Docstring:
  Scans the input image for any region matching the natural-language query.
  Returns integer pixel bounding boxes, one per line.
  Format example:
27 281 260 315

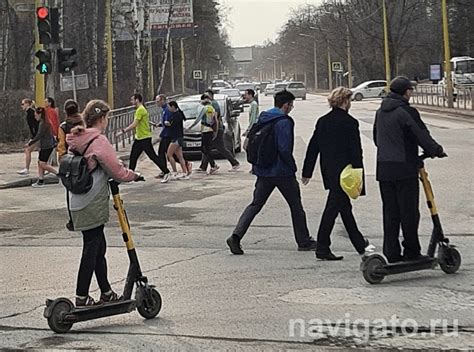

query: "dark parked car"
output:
179 94 242 158
220 88 244 112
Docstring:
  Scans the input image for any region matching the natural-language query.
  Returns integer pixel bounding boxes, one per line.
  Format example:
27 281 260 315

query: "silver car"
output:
351 80 387 101
286 82 307 100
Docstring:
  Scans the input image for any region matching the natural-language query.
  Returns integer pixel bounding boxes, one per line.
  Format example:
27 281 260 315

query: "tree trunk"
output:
157 4 173 94
131 0 143 92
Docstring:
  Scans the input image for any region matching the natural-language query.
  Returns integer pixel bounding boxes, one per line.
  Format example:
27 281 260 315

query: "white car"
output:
351 80 387 101
286 81 307 100
265 84 275 96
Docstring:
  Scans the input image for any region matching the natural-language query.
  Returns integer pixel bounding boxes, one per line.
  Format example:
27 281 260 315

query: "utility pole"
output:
106 0 114 108
327 40 332 91
442 0 454 108
169 38 175 93
382 0 391 86
180 38 185 94
35 0 45 106
347 26 352 88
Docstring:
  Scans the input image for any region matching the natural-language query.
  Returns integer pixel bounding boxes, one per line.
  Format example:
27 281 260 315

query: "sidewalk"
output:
0 130 161 190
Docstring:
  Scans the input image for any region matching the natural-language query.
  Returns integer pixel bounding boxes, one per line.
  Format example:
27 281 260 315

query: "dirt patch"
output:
0 142 24 154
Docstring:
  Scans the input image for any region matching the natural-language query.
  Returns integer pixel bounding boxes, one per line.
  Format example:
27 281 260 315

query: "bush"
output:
0 90 32 143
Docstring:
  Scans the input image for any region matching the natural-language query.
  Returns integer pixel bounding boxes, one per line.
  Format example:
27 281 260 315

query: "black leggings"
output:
76 225 112 296
129 137 169 174
201 132 216 168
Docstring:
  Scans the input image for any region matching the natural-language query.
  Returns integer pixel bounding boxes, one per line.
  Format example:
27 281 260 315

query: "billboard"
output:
150 0 194 30
231 47 253 62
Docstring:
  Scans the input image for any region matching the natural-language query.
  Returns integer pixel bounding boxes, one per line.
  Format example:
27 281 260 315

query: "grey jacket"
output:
28 119 55 149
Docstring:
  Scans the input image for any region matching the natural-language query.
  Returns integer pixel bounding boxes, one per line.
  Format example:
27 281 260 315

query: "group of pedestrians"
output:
227 76 445 266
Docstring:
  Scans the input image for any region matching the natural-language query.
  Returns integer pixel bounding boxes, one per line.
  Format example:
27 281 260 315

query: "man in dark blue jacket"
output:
226 90 317 254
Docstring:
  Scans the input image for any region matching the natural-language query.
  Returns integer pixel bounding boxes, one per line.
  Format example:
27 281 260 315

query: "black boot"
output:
226 235 244 255
316 251 344 261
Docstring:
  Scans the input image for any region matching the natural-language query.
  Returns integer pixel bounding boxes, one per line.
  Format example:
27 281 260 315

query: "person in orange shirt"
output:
45 97 60 166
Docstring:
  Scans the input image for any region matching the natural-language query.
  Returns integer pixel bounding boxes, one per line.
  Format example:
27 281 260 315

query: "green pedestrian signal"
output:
35 49 52 74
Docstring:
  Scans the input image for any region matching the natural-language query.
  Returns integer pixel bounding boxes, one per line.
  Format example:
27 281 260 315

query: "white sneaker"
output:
161 173 171 183
31 181 45 188
228 163 241 172
365 244 376 253
180 175 190 180
17 168 29 176
208 165 220 175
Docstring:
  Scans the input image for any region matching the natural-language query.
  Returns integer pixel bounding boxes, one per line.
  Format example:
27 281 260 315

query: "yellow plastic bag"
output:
340 164 363 200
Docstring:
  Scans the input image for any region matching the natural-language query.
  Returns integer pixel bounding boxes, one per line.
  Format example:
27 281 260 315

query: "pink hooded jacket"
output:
66 127 137 182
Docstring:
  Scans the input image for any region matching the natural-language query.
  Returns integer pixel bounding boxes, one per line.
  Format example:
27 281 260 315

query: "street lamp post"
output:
299 33 318 89
382 0 391 86
442 0 454 108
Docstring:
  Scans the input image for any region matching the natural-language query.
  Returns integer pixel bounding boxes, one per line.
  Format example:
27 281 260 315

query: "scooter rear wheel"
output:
362 256 386 284
47 299 74 333
439 247 461 274
137 288 162 319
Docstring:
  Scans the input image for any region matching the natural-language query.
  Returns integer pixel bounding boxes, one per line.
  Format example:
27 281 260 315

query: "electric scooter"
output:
44 179 162 333
361 154 461 284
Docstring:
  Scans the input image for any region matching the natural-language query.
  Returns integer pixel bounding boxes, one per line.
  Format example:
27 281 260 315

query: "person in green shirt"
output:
242 88 259 148
121 93 171 182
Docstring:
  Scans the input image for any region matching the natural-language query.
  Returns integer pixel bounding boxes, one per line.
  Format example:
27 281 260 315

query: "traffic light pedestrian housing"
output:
57 48 77 73
36 7 51 45
35 49 52 74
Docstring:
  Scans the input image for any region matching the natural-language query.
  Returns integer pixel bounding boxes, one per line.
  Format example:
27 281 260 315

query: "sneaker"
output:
186 161 193 175
75 295 96 307
155 172 165 179
298 240 318 251
17 168 29 176
364 239 376 254
161 173 171 183
208 165 220 175
229 163 241 172
31 180 45 188
316 251 344 261
226 235 244 255
180 175 190 180
195 167 206 173
98 290 122 304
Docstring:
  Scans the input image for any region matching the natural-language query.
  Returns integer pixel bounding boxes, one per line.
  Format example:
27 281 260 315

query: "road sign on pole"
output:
60 73 89 92
193 70 202 80
332 62 343 72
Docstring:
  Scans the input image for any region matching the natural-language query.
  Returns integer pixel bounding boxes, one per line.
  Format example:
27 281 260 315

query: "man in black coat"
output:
373 76 445 263
303 87 372 260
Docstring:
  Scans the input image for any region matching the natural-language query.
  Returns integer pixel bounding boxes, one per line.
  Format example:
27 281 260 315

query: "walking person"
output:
121 93 171 183
187 94 220 175
17 98 39 176
226 90 317 255
242 88 259 148
156 94 173 177
302 87 375 261
66 99 142 306
28 107 58 188
45 97 60 166
166 101 192 179
197 90 240 172
57 99 84 161
373 76 446 263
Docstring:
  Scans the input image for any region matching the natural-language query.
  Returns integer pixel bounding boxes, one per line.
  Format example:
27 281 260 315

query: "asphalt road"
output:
1 94 473 351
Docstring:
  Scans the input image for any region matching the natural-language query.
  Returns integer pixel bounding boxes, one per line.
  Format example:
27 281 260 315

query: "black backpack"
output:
58 136 99 194
246 116 287 166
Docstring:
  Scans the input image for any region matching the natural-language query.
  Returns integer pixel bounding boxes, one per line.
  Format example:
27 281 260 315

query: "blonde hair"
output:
82 99 110 127
328 87 353 109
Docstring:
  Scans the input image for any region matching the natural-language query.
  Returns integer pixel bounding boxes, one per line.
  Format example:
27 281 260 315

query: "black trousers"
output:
232 176 313 247
76 225 111 296
158 137 172 171
316 188 366 254
200 128 238 170
379 177 421 263
129 137 169 174
201 132 216 168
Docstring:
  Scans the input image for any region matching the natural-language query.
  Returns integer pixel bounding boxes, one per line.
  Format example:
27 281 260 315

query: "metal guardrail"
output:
412 84 473 111
105 95 182 151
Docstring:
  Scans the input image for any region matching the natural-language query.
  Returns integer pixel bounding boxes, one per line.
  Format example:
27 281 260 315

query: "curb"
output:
0 174 59 190
413 105 474 120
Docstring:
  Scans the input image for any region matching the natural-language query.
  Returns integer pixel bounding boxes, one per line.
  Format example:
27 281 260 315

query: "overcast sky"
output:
219 0 320 47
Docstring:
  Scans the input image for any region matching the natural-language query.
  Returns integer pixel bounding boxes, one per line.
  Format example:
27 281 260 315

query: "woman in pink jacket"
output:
66 99 141 307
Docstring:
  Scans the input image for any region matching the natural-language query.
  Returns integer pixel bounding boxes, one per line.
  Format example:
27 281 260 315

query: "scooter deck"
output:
376 257 437 276
46 299 137 324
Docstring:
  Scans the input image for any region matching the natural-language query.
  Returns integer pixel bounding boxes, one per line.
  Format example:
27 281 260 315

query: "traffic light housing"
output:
35 49 52 74
57 48 77 73
36 7 51 45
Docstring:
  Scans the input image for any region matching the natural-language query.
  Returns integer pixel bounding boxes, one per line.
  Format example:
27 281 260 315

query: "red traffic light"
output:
37 7 49 20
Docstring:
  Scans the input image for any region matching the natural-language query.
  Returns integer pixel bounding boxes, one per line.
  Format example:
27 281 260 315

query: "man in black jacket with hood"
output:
374 76 446 263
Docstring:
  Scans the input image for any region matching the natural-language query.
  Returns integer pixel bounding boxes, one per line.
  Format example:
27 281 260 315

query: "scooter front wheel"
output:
439 247 461 274
46 298 74 333
137 288 162 319
362 255 386 284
